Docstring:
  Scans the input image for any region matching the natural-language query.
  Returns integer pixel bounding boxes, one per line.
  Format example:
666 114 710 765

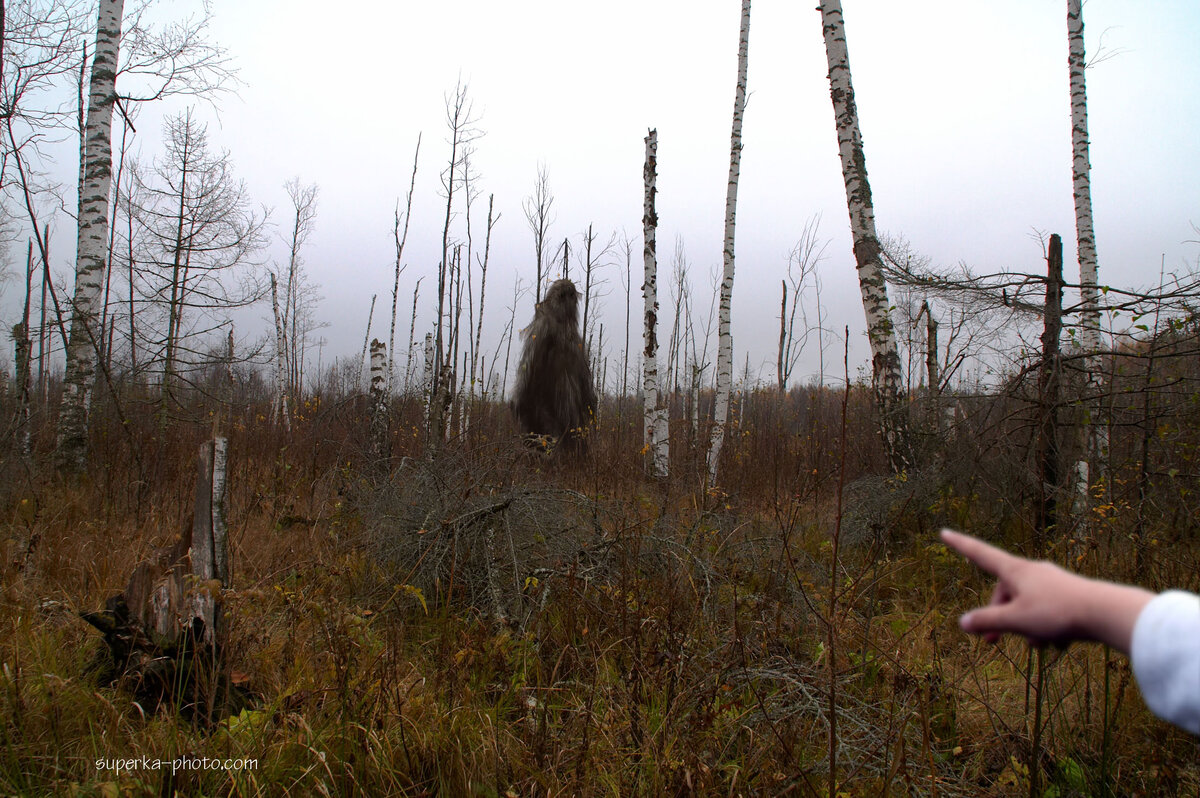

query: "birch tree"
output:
1068 0 1099 358
369 339 389 465
269 271 290 431
56 0 123 472
2 1 91 369
706 0 750 488
642 129 668 477
818 0 912 474
1067 0 1105 494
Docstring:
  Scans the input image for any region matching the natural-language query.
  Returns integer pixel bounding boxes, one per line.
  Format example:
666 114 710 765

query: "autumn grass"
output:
1 384 1199 796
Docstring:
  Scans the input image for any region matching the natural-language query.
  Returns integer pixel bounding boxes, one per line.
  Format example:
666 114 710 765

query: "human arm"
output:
939 528 1153 653
942 528 1199 736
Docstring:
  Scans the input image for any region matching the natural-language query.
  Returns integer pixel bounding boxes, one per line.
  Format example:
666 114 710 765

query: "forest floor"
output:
2 393 1199 796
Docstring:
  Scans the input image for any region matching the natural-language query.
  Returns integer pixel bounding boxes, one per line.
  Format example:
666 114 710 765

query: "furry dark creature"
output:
513 279 597 452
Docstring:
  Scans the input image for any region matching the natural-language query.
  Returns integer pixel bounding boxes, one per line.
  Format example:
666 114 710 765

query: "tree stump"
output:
82 438 246 721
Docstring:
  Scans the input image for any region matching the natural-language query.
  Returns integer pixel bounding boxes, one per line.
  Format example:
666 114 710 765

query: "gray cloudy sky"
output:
9 0 1200 390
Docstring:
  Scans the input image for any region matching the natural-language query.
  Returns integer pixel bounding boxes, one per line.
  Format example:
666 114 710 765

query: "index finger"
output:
940 529 1019 578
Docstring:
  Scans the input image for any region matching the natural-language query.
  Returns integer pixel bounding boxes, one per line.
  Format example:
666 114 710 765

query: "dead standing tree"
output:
127 111 266 417
432 80 481 435
707 0 751 488
1036 235 1065 553
642 130 668 477
279 178 320 405
268 177 319 426
818 0 913 475
388 135 420 395
523 164 555 305
777 214 829 392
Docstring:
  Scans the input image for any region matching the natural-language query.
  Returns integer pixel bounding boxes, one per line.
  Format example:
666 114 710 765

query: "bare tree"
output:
707 0 751 488
279 177 320 403
777 214 828 391
616 234 635 398
577 223 615 346
404 276 422 392
116 1 236 105
666 236 690 398
126 110 265 412
388 135 419 395
2 0 92 325
497 275 525 400
523 163 554 304
471 194 497 400
818 0 912 474
433 79 480 406
50 0 237 468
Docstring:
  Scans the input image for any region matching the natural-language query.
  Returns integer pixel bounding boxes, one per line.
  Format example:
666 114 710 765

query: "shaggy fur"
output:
513 279 597 452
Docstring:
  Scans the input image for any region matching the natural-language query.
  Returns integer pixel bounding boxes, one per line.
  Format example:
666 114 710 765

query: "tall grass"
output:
1 363 1198 795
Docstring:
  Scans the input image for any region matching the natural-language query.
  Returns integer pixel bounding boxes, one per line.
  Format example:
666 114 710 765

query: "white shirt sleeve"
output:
1130 590 1200 736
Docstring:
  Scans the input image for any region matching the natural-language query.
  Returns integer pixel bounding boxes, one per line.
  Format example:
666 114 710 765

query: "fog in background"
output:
3 0 1199 392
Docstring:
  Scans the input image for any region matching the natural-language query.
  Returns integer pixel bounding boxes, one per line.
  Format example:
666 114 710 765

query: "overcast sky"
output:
7 0 1200 391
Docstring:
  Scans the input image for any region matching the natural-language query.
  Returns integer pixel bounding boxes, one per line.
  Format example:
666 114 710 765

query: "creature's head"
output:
540 279 580 330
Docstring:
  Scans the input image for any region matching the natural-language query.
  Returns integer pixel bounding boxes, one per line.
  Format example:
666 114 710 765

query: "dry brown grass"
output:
1 379 1198 796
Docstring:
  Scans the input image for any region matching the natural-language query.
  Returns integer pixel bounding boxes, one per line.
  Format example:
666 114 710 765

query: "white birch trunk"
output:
422 332 434 428
187 437 229 645
209 437 230 587
819 0 911 474
707 0 751 488
642 130 668 477
56 0 124 471
1068 0 1106 495
1068 0 1100 357
369 340 389 465
269 272 291 433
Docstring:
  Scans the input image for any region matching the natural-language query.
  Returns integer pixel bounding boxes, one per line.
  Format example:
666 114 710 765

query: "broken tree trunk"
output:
82 438 244 721
1035 235 1064 555
369 339 390 467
